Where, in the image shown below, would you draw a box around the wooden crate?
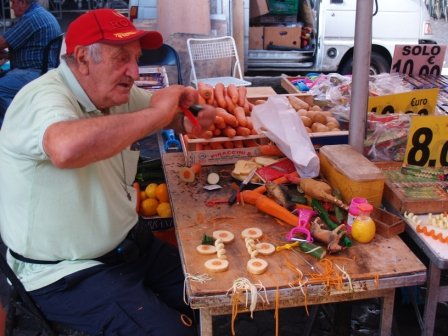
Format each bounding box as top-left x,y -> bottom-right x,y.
377,162 -> 448,214
371,207 -> 405,238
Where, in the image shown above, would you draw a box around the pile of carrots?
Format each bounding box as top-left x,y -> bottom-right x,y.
183,82 -> 264,151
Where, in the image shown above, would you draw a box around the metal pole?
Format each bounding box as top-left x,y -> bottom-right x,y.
349,0 -> 374,153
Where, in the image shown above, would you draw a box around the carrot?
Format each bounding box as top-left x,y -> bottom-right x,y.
198,82 -> 214,101
200,130 -> 213,139
233,106 -> 247,127
215,107 -> 238,127
238,86 -> 247,107
214,115 -> 226,129
133,182 -> 141,213
259,144 -> 284,157
245,116 -> 254,130
210,141 -> 224,149
240,190 -> 265,205
235,126 -> 251,136
255,195 -> 299,226
194,143 -> 204,151
233,140 -> 244,148
223,141 -> 234,149
227,84 -> 239,104
253,171 -> 299,194
197,94 -> 207,105
222,126 -> 237,138
213,128 -> 222,136
224,95 -> 236,113
214,83 -> 227,109
243,100 -> 251,115
243,139 -> 259,147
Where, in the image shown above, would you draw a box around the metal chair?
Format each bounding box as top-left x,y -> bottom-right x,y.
41,33 -> 64,75
138,43 -> 183,85
186,36 -> 251,88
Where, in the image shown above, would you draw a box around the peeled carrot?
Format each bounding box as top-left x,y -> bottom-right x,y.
233,106 -> 247,127
222,126 -> 237,138
225,95 -> 236,113
255,195 -> 299,226
259,144 -> 284,157
238,86 -> 247,107
227,84 -> 239,104
235,126 -> 251,136
240,190 -> 264,205
214,115 -> 226,129
215,107 -> 238,127
214,83 -> 227,109
253,171 -> 300,194
198,82 -> 214,101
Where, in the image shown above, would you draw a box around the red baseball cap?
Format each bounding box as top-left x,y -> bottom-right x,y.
65,9 -> 163,54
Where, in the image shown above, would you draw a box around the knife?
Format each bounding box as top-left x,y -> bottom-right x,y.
228,168 -> 257,205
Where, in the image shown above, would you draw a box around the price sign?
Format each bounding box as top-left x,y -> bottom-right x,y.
404,116 -> 448,167
367,88 -> 439,115
391,44 -> 447,76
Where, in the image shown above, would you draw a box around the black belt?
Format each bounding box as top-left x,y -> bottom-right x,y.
9,220 -> 152,265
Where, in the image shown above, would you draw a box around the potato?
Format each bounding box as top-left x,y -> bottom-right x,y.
305,126 -> 312,133
311,112 -> 328,125
300,115 -> 313,128
311,122 -> 330,133
326,116 -> 340,126
310,105 -> 322,111
326,121 -> 340,130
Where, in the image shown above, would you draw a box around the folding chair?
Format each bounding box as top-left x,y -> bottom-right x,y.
138,43 -> 183,85
41,33 -> 64,75
186,36 -> 251,88
0,241 -> 88,335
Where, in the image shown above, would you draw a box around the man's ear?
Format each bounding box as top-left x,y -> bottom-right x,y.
73,46 -> 90,75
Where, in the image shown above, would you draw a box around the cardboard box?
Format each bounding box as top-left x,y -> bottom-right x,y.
250,0 -> 269,18
249,26 -> 264,50
181,134 -> 269,166
264,26 -> 301,49
319,144 -> 385,207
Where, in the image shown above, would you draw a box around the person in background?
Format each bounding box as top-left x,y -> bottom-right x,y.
0,0 -> 62,126
0,8 -> 216,335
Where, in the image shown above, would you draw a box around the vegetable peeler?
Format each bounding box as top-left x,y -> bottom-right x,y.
180,104 -> 203,133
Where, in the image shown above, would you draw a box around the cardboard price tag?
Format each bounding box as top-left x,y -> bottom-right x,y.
391,44 -> 447,76
404,115 -> 448,167
367,88 -> 439,115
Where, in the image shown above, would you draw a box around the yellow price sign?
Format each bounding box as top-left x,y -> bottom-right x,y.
404,116 -> 448,167
367,88 -> 439,115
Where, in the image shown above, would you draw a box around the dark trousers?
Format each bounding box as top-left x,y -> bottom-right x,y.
29,226 -> 196,336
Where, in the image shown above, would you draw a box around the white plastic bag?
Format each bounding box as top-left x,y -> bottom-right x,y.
251,96 -> 320,178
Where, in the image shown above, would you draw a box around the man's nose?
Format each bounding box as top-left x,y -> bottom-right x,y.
127,61 -> 140,80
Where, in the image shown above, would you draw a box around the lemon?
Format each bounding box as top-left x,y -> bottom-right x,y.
155,183 -> 169,202
145,183 -> 158,199
157,202 -> 172,218
140,198 -> 159,217
351,217 -> 376,243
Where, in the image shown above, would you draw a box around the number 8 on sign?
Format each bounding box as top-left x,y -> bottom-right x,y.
404,116 -> 448,168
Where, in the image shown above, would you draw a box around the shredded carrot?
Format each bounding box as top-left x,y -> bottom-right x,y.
417,224 -> 448,243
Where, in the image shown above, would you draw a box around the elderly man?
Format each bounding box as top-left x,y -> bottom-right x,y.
0,0 -> 62,126
0,8 -> 216,335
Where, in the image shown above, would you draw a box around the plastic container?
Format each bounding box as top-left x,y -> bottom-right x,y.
351,203 -> 376,243
347,197 -> 368,230
318,144 -> 385,207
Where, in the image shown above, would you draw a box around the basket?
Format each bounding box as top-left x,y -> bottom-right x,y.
268,0 -> 299,15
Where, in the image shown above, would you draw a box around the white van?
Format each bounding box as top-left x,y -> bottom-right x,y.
128,0 -> 436,75
246,0 -> 436,74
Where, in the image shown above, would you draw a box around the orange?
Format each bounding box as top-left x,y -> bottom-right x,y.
140,191 -> 148,201
157,202 -> 172,218
145,183 -> 158,199
140,198 -> 159,217
155,183 -> 169,202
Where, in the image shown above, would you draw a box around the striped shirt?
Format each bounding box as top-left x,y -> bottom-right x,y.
4,3 -> 62,70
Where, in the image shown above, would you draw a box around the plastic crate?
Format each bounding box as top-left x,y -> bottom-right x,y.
268,0 -> 299,15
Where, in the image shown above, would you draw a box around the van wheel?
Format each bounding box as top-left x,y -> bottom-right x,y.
340,52 -> 390,75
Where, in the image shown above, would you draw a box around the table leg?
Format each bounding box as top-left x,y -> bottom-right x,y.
199,308 -> 213,336
379,289 -> 395,336
422,262 -> 441,336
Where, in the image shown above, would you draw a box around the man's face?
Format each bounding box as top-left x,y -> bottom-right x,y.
85,41 -> 141,109
10,0 -> 27,17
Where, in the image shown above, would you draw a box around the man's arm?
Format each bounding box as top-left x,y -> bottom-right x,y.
0,36 -> 9,51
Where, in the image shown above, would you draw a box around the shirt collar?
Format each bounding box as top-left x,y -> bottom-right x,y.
58,59 -> 98,113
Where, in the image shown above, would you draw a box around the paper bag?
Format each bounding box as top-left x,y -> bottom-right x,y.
251,96 -> 320,178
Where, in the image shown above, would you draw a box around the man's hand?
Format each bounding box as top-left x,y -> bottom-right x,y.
184,104 -> 216,137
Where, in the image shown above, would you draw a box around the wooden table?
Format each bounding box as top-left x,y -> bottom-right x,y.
404,214 -> 448,336
162,152 -> 427,336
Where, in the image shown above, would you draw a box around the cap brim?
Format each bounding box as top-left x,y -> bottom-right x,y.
101,30 -> 163,50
